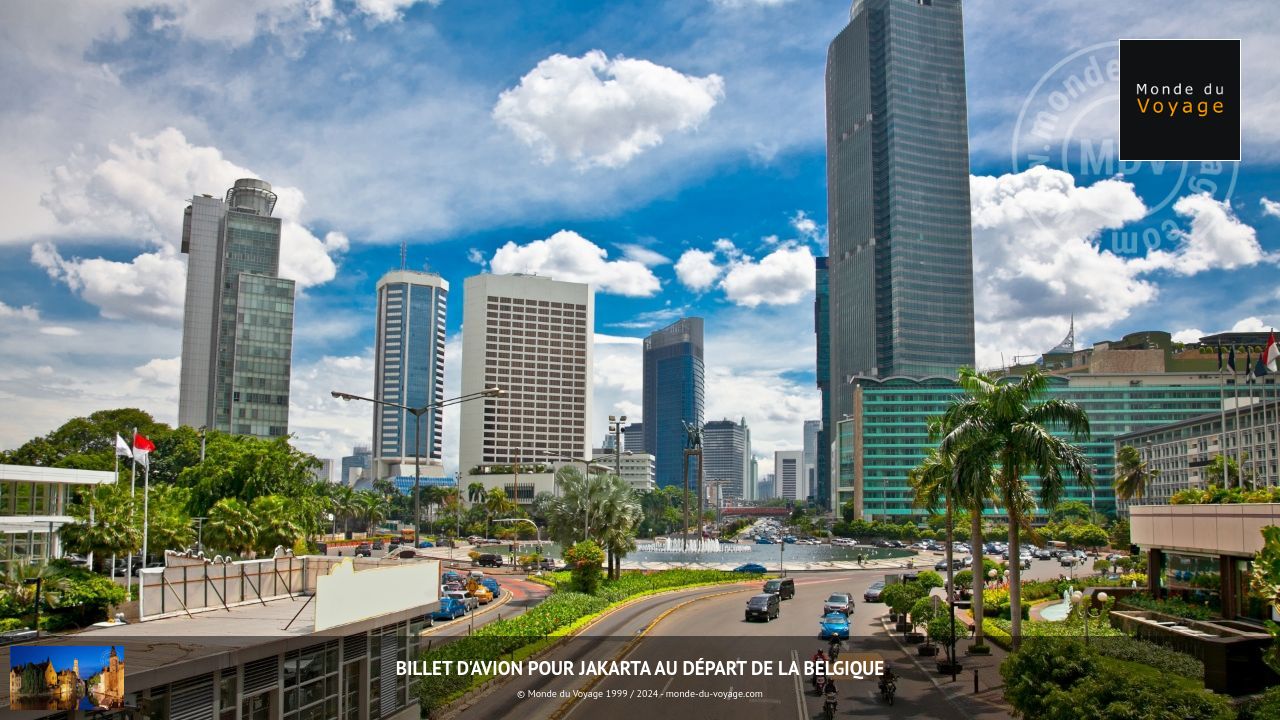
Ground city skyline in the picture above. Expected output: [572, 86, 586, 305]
[2, 2, 1280, 480]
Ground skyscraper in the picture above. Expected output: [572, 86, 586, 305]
[178, 178, 295, 439]
[372, 270, 448, 477]
[622, 422, 645, 453]
[774, 450, 803, 501]
[803, 419, 821, 501]
[643, 318, 705, 489]
[815, 256, 832, 508]
[824, 0, 976, 423]
[341, 444, 372, 486]
[703, 418, 751, 501]
[458, 274, 593, 474]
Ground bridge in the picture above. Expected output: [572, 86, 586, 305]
[719, 506, 790, 517]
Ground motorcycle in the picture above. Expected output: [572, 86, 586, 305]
[828, 639, 843, 661]
[878, 671, 897, 706]
[822, 690, 838, 720]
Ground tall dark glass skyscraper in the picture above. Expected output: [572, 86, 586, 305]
[824, 0, 976, 428]
[815, 256, 831, 508]
[643, 318, 705, 489]
[373, 270, 448, 470]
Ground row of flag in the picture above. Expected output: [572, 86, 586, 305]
[114, 432, 156, 467]
[1217, 330, 1280, 380]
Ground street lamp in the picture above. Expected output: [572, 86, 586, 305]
[607, 415, 627, 479]
[332, 386, 502, 548]
[987, 568, 997, 588]
[23, 578, 41, 639]
[1071, 590, 1108, 645]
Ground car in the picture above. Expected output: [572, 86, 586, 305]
[935, 558, 964, 571]
[444, 590, 479, 611]
[733, 563, 768, 574]
[470, 584, 494, 604]
[372, 540, 384, 551]
[863, 581, 886, 602]
[874, 539, 893, 548]
[432, 597, 467, 621]
[418, 541, 435, 548]
[442, 570, 465, 583]
[745, 593, 780, 622]
[480, 577, 501, 595]
[131, 560, 165, 576]
[355, 543, 372, 557]
[823, 592, 854, 616]
[475, 554, 504, 568]
[441, 582, 463, 594]
[538, 558, 558, 571]
[755, 536, 774, 544]
[763, 577, 795, 600]
[63, 553, 90, 567]
[819, 612, 851, 639]
[1060, 555, 1080, 567]
[1035, 549, 1052, 560]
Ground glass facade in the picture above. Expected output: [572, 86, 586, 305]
[227, 274, 294, 438]
[815, 257, 831, 508]
[846, 376, 1226, 521]
[643, 319, 705, 489]
[825, 0, 976, 448]
[374, 273, 448, 461]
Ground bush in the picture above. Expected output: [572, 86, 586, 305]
[914, 570, 944, 590]
[982, 588, 1029, 620]
[1117, 592, 1215, 621]
[0, 617, 25, 632]
[1090, 637, 1204, 680]
[928, 612, 961, 646]
[910, 597, 936, 631]
[882, 582, 924, 617]
[1238, 685, 1280, 720]
[1001, 639, 1100, 718]
[1052, 670, 1234, 720]
[562, 541, 605, 595]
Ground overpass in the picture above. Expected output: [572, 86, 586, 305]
[719, 506, 789, 517]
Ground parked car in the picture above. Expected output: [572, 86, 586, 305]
[372, 540, 384, 551]
[819, 612, 851, 639]
[745, 593, 780, 622]
[733, 563, 769, 574]
[1035, 548, 1052, 560]
[480, 577, 501, 596]
[131, 560, 165, 576]
[475, 554, 504, 568]
[823, 592, 854, 616]
[538, 558, 558, 571]
[763, 577, 795, 600]
[432, 597, 467, 621]
[935, 558, 964, 571]
[444, 590, 478, 611]
[355, 543, 373, 557]
[1060, 555, 1080, 567]
[418, 540, 434, 548]
[863, 581, 886, 603]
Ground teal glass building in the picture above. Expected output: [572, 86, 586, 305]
[643, 318, 705, 489]
[837, 376, 1227, 521]
[815, 257, 832, 508]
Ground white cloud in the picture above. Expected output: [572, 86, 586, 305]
[489, 230, 660, 297]
[1134, 195, 1263, 276]
[790, 210, 822, 246]
[288, 351, 376, 461]
[607, 304, 691, 330]
[35, 128, 347, 323]
[466, 248, 487, 267]
[353, 0, 439, 25]
[674, 249, 723, 292]
[1231, 317, 1269, 333]
[618, 243, 670, 267]
[1171, 328, 1204, 344]
[493, 50, 725, 169]
[39, 326, 80, 337]
[0, 302, 39, 322]
[1262, 198, 1280, 219]
[720, 244, 816, 307]
[134, 356, 180, 384]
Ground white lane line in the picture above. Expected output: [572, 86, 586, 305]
[661, 674, 676, 695]
[791, 649, 806, 720]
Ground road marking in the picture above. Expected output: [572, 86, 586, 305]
[790, 649, 806, 720]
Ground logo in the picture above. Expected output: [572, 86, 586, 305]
[1012, 41, 1237, 256]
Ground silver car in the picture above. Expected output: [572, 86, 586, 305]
[445, 590, 479, 611]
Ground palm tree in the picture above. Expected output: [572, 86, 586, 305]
[546, 466, 592, 545]
[60, 483, 140, 570]
[204, 498, 258, 557]
[908, 445, 963, 658]
[595, 475, 641, 579]
[355, 491, 389, 532]
[250, 495, 304, 555]
[467, 481, 487, 506]
[1114, 445, 1158, 502]
[330, 485, 357, 536]
[938, 368, 1093, 649]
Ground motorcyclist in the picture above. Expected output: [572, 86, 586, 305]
[811, 649, 827, 692]
[827, 635, 844, 660]
[822, 678, 838, 717]
[879, 666, 898, 695]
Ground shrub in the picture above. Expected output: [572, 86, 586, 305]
[562, 541, 605, 595]
[882, 582, 924, 617]
[1055, 670, 1234, 720]
[1090, 637, 1204, 680]
[909, 597, 936, 631]
[914, 570, 944, 590]
[0, 617, 24, 632]
[1001, 639, 1100, 718]
[1238, 685, 1280, 720]
[1117, 592, 1215, 621]
[982, 588, 1029, 620]
[928, 612, 961, 646]
[953, 569, 973, 589]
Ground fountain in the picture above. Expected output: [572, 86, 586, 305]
[636, 537, 751, 553]
[1040, 586, 1074, 622]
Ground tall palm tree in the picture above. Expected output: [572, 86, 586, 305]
[205, 498, 258, 557]
[329, 484, 357, 536]
[596, 475, 641, 579]
[908, 445, 963, 657]
[1114, 445, 1158, 502]
[355, 491, 389, 532]
[467, 481, 487, 506]
[938, 368, 1093, 649]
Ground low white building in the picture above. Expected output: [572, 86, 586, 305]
[591, 452, 656, 493]
[0, 463, 115, 568]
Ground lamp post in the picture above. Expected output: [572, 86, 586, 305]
[1071, 590, 1108, 645]
[988, 568, 997, 588]
[332, 386, 502, 548]
[24, 577, 41, 639]
[607, 415, 627, 479]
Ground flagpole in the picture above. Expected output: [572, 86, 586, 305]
[1233, 349, 1242, 490]
[1218, 344, 1227, 491]
[142, 460, 150, 576]
[127, 427, 136, 596]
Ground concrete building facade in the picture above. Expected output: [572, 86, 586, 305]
[702, 418, 750, 501]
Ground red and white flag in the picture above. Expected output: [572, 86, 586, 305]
[1265, 330, 1280, 374]
[133, 433, 156, 468]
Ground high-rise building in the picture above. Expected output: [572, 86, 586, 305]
[622, 422, 645, 453]
[643, 318, 705, 489]
[774, 450, 803, 501]
[458, 274, 593, 474]
[824, 0, 976, 445]
[372, 270, 448, 477]
[703, 418, 751, 501]
[592, 452, 657, 493]
[759, 473, 775, 501]
[178, 178, 295, 438]
[748, 456, 759, 502]
[803, 419, 821, 502]
[814, 257, 832, 508]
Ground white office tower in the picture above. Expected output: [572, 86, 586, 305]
[774, 450, 803, 501]
[372, 270, 449, 480]
[458, 274, 594, 475]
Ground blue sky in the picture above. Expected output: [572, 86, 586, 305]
[1, 0, 1279, 476]
[10, 645, 120, 680]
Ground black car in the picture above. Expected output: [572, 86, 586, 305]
[355, 543, 372, 557]
[934, 558, 963, 571]
[763, 577, 795, 600]
[745, 593, 780, 622]
[476, 554, 504, 568]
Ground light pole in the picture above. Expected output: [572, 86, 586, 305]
[23, 577, 41, 639]
[1072, 590, 1108, 645]
[193, 516, 207, 554]
[608, 415, 627, 479]
[332, 386, 502, 548]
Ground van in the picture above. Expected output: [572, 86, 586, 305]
[763, 577, 795, 600]
[745, 593, 780, 622]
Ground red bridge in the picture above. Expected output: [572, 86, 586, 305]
[719, 506, 790, 517]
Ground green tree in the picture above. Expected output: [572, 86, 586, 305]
[1068, 523, 1109, 551]
[563, 540, 605, 594]
[1250, 524, 1280, 675]
[466, 482, 487, 505]
[1050, 499, 1093, 523]
[355, 491, 389, 532]
[59, 483, 141, 568]
[1205, 452, 1253, 488]
[250, 495, 304, 554]
[143, 484, 195, 555]
[204, 498, 258, 557]
[1113, 445, 1158, 502]
[1000, 640, 1099, 719]
[938, 368, 1093, 648]
[595, 475, 641, 579]
[1108, 518, 1130, 549]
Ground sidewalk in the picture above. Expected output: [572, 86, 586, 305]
[880, 605, 1013, 720]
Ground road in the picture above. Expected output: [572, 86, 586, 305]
[435, 556, 1091, 720]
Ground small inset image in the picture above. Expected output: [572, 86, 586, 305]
[9, 645, 125, 711]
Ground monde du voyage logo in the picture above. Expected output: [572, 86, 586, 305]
[1120, 39, 1241, 162]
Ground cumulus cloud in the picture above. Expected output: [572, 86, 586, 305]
[1173, 318, 1273, 346]
[618, 243, 670, 267]
[1263, 198, 1280, 219]
[134, 356, 180, 384]
[493, 50, 725, 169]
[36, 128, 347, 322]
[720, 244, 816, 307]
[674, 249, 723, 291]
[0, 301, 39, 322]
[1171, 328, 1204, 344]
[489, 230, 660, 296]
[1134, 195, 1263, 276]
[790, 210, 822, 246]
[466, 248, 487, 267]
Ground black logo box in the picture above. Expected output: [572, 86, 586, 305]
[1119, 39, 1240, 162]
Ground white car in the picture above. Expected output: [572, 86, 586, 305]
[445, 590, 479, 611]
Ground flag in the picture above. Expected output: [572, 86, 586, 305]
[1228, 345, 1237, 375]
[133, 433, 156, 468]
[1218, 342, 1225, 374]
[1265, 330, 1280, 373]
[115, 434, 133, 458]
[1246, 347, 1254, 382]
